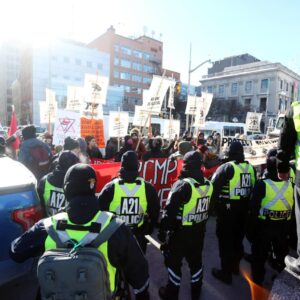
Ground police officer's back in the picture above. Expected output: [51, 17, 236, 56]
[159, 151, 213, 300]
[248, 156, 294, 284]
[98, 150, 160, 252]
[38, 150, 79, 216]
[10, 164, 150, 299]
[211, 141, 256, 284]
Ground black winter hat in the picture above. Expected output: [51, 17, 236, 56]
[58, 150, 79, 171]
[266, 156, 277, 174]
[121, 150, 139, 171]
[64, 136, 80, 151]
[64, 164, 97, 200]
[22, 125, 36, 140]
[183, 151, 203, 170]
[229, 141, 244, 156]
[267, 148, 277, 158]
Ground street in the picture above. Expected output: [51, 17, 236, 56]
[1, 216, 279, 300]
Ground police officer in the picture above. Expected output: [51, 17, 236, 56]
[158, 151, 213, 300]
[211, 141, 256, 284]
[38, 150, 79, 216]
[98, 150, 160, 253]
[248, 156, 294, 284]
[10, 164, 150, 299]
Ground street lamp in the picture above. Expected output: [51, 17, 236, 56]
[186, 44, 212, 130]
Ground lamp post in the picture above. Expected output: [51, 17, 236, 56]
[186, 43, 211, 130]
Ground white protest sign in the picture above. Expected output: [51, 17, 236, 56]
[133, 105, 149, 127]
[143, 75, 175, 114]
[185, 95, 199, 115]
[164, 119, 180, 140]
[67, 86, 84, 111]
[52, 109, 80, 145]
[246, 112, 263, 132]
[109, 111, 129, 137]
[39, 88, 57, 123]
[84, 74, 109, 105]
[194, 92, 213, 127]
[168, 85, 175, 109]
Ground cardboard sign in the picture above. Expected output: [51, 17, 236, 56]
[84, 74, 109, 105]
[81, 117, 105, 148]
[39, 88, 58, 123]
[133, 105, 149, 127]
[52, 109, 80, 145]
[185, 95, 199, 115]
[194, 92, 213, 127]
[246, 112, 262, 132]
[67, 86, 84, 111]
[109, 111, 129, 137]
[163, 119, 180, 140]
[143, 76, 175, 114]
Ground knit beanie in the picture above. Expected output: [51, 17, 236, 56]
[64, 136, 80, 151]
[183, 151, 203, 171]
[228, 141, 244, 156]
[22, 125, 36, 140]
[64, 164, 97, 200]
[121, 150, 139, 171]
[178, 141, 193, 155]
[58, 150, 79, 171]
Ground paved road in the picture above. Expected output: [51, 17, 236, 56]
[1, 217, 278, 300]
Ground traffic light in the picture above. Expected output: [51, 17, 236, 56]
[175, 81, 181, 95]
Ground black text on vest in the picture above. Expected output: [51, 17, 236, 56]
[120, 197, 141, 225]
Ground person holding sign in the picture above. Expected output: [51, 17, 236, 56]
[98, 151, 160, 253]
[158, 151, 213, 300]
[211, 141, 256, 284]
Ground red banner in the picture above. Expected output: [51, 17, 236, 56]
[91, 158, 220, 207]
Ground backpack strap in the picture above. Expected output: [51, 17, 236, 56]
[91, 217, 123, 248]
[45, 223, 67, 248]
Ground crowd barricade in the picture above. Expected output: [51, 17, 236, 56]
[91, 158, 220, 207]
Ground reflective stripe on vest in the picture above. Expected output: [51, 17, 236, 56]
[182, 178, 213, 226]
[44, 211, 116, 292]
[221, 162, 255, 200]
[109, 178, 147, 227]
[43, 179, 65, 216]
[259, 179, 294, 221]
[292, 101, 300, 171]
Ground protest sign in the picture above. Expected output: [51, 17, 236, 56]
[163, 119, 180, 140]
[133, 105, 149, 127]
[66, 86, 84, 111]
[109, 111, 129, 137]
[39, 88, 57, 123]
[52, 109, 80, 145]
[84, 74, 109, 105]
[81, 117, 105, 148]
[185, 95, 199, 115]
[246, 112, 262, 132]
[168, 85, 175, 109]
[194, 92, 213, 128]
[143, 76, 175, 114]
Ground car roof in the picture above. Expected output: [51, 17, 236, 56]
[0, 157, 36, 190]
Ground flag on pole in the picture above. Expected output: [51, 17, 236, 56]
[8, 106, 20, 150]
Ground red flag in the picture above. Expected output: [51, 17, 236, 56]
[8, 107, 20, 150]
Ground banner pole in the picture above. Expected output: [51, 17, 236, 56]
[117, 107, 120, 152]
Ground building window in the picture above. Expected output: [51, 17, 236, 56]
[119, 85, 131, 92]
[97, 63, 103, 70]
[132, 62, 142, 71]
[143, 64, 153, 73]
[245, 98, 251, 107]
[114, 58, 119, 65]
[63, 75, 70, 80]
[231, 83, 238, 95]
[286, 82, 289, 92]
[87, 61, 92, 68]
[280, 79, 283, 89]
[120, 72, 131, 80]
[133, 50, 143, 58]
[261, 79, 269, 91]
[64, 57, 69, 63]
[114, 70, 119, 78]
[245, 81, 252, 93]
[218, 84, 225, 96]
[131, 86, 141, 94]
[75, 77, 81, 81]
[259, 98, 267, 112]
[120, 46, 131, 55]
[143, 76, 151, 84]
[207, 86, 213, 93]
[143, 52, 151, 60]
[51, 56, 57, 61]
[114, 45, 119, 52]
[75, 59, 81, 65]
[132, 75, 142, 82]
[120, 59, 131, 68]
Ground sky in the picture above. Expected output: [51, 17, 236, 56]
[0, 0, 300, 85]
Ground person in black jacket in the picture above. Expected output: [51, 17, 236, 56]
[38, 150, 79, 216]
[142, 136, 166, 161]
[10, 164, 150, 300]
[247, 156, 294, 284]
[211, 141, 256, 284]
[85, 135, 103, 160]
[98, 151, 160, 253]
[158, 151, 213, 300]
[115, 135, 133, 162]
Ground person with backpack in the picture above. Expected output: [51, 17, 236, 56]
[158, 151, 213, 300]
[38, 150, 79, 216]
[10, 164, 150, 300]
[18, 125, 52, 180]
[98, 150, 160, 253]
